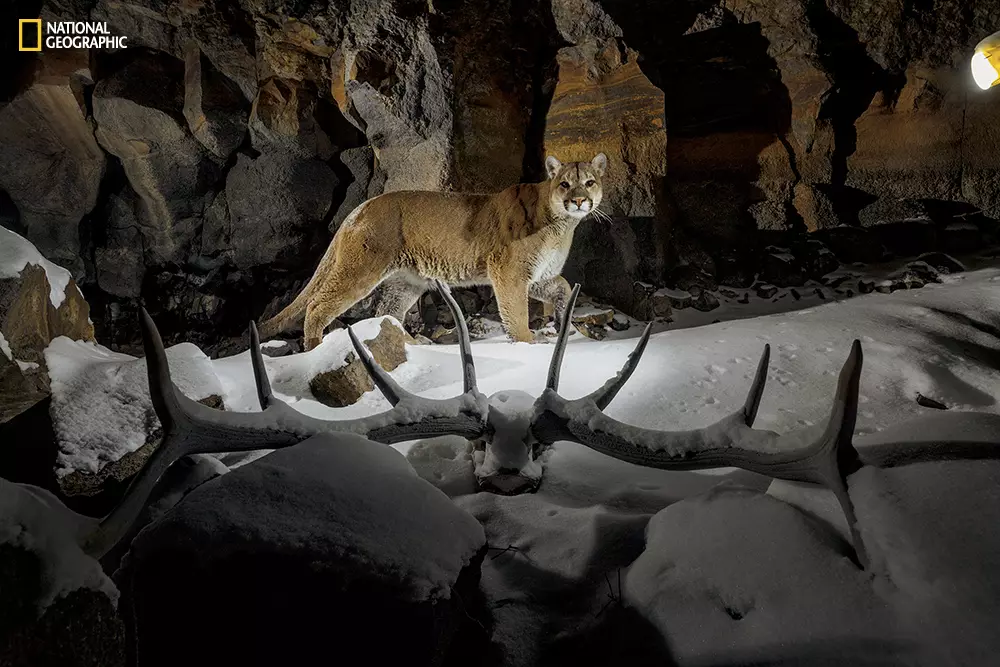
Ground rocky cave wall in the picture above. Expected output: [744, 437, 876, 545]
[0, 0, 998, 353]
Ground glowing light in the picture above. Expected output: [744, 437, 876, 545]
[972, 51, 998, 90]
[972, 31, 1000, 91]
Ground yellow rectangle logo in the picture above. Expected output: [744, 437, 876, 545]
[19, 18, 42, 51]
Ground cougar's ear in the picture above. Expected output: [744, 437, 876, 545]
[591, 153, 608, 176]
[545, 156, 563, 180]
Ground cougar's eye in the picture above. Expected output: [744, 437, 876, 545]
[560, 181, 570, 189]
[585, 180, 595, 187]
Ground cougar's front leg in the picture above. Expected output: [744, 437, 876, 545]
[490, 266, 532, 343]
[529, 275, 572, 331]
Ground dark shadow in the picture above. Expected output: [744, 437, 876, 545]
[485, 509, 680, 665]
[0, 398, 61, 494]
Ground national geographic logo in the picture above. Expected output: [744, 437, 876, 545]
[18, 19, 128, 51]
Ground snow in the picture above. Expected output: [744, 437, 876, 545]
[130, 433, 485, 602]
[45, 337, 224, 477]
[477, 390, 542, 480]
[0, 226, 74, 308]
[0, 331, 11, 359]
[19, 260, 1000, 662]
[0, 478, 114, 614]
[654, 287, 691, 300]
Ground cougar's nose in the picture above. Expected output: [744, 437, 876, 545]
[572, 197, 586, 207]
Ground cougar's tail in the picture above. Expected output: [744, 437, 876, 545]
[257, 283, 316, 340]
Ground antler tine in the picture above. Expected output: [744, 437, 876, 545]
[742, 344, 770, 426]
[140, 307, 185, 432]
[249, 321, 274, 410]
[547, 283, 581, 392]
[348, 324, 410, 406]
[589, 323, 653, 410]
[434, 279, 477, 394]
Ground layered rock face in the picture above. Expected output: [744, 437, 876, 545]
[0, 0, 997, 348]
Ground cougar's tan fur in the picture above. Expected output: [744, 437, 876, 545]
[259, 154, 608, 350]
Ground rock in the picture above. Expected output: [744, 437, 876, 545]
[365, 318, 410, 371]
[93, 50, 220, 266]
[183, 42, 249, 161]
[93, 0, 258, 101]
[915, 252, 964, 275]
[249, 78, 333, 160]
[940, 222, 984, 255]
[793, 183, 839, 232]
[0, 230, 95, 380]
[445, 0, 553, 193]
[94, 188, 146, 298]
[657, 288, 693, 310]
[858, 197, 931, 229]
[572, 304, 615, 327]
[330, 146, 382, 231]
[57, 395, 224, 504]
[692, 290, 721, 312]
[795, 239, 840, 280]
[610, 313, 632, 331]
[309, 352, 374, 408]
[259, 339, 301, 357]
[869, 220, 938, 258]
[223, 151, 336, 269]
[308, 319, 408, 408]
[0, 349, 48, 425]
[755, 283, 779, 299]
[338, 15, 452, 192]
[545, 37, 670, 311]
[630, 282, 656, 320]
[760, 249, 807, 288]
[0, 545, 124, 667]
[815, 226, 887, 264]
[0, 51, 105, 277]
[430, 326, 459, 345]
[115, 434, 489, 667]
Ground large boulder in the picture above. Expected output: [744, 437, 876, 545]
[44, 337, 223, 502]
[116, 433, 489, 667]
[0, 479, 123, 667]
[92, 0, 258, 101]
[0, 50, 105, 277]
[543, 35, 670, 312]
[183, 42, 249, 161]
[307, 317, 409, 408]
[93, 50, 221, 266]
[0, 228, 94, 423]
[333, 4, 453, 192]
[222, 151, 336, 269]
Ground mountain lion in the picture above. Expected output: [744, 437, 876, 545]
[259, 153, 608, 350]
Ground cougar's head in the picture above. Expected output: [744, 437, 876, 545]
[545, 153, 607, 220]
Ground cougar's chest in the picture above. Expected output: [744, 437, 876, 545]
[530, 243, 571, 283]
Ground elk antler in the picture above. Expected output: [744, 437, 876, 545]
[531, 284, 870, 568]
[83, 280, 488, 559]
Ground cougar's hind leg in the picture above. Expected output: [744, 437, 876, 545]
[375, 274, 428, 324]
[303, 263, 389, 351]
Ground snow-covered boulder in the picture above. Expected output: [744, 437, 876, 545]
[0, 227, 94, 423]
[625, 459, 1000, 666]
[0, 478, 123, 666]
[116, 433, 489, 666]
[45, 337, 224, 500]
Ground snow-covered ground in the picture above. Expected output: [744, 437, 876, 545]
[26, 263, 1000, 664]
